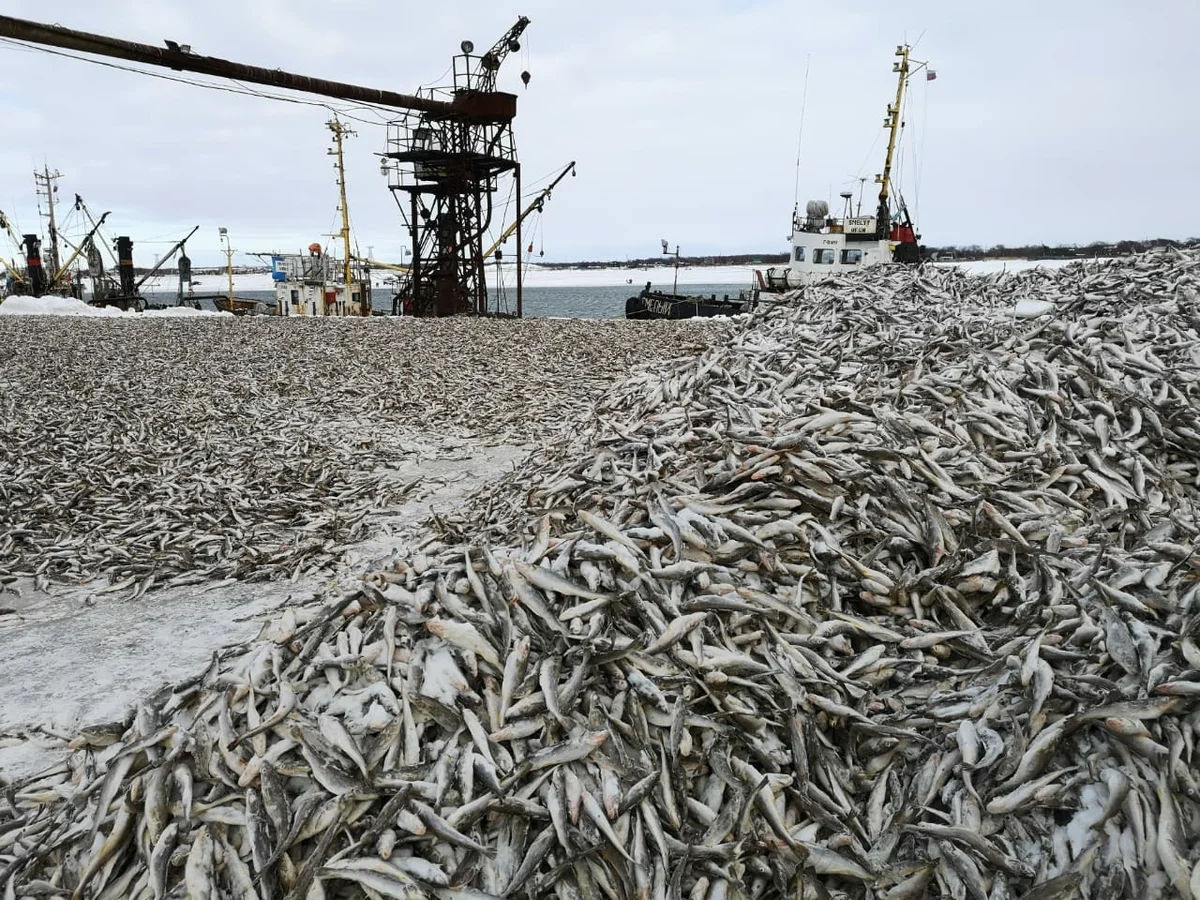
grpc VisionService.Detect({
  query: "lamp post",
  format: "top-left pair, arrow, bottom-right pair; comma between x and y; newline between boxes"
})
662,239 -> 680,294
219,227 -> 235,308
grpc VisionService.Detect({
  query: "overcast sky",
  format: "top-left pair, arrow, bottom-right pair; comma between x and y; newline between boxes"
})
0,1 -> 1196,267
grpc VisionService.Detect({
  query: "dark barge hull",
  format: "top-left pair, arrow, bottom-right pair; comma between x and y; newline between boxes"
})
625,290 -> 751,321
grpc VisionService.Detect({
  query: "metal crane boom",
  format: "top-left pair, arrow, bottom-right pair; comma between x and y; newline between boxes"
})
356,258 -> 409,273
484,160 -> 575,260
0,13 -> 463,115
135,225 -> 201,291
0,208 -> 26,283
473,16 -> 530,92
51,210 -> 111,284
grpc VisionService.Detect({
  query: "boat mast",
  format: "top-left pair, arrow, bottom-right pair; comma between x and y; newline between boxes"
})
327,118 -> 355,304
34,165 -> 63,285
875,45 -> 911,238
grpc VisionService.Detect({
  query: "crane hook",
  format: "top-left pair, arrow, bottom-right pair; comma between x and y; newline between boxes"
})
521,70 -> 531,89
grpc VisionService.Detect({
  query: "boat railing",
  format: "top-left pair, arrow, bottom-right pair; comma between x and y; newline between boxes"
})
273,254 -> 366,285
793,213 -> 881,236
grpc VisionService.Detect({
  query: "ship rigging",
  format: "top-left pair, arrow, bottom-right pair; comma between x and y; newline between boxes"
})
758,42 -> 933,292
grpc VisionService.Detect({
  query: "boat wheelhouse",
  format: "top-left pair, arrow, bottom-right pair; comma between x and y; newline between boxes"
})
272,245 -> 371,317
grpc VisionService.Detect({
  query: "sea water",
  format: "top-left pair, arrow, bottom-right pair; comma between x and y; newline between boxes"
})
141,282 -> 750,320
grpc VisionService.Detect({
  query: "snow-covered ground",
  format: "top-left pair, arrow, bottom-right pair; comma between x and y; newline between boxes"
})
0,295 -> 231,317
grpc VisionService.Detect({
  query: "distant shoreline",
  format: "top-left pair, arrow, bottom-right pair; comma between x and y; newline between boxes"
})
142,239 -> 1198,281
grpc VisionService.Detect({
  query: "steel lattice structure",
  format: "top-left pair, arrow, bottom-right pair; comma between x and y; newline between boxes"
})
385,18 -> 530,317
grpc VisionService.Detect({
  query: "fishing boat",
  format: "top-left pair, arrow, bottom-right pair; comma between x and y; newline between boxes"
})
213,296 -> 273,316
756,43 -> 930,293
625,281 -> 749,320
625,241 -> 758,320
0,168 -> 200,312
197,227 -> 275,315
626,43 -> 932,319
271,243 -> 371,317
271,119 -> 372,318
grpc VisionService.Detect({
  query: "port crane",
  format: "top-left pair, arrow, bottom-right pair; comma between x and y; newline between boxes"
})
0,13 -> 535,317
484,160 -> 576,261
383,17 -> 532,316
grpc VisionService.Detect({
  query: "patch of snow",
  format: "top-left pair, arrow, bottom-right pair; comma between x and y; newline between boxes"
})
0,435 -> 528,782
420,644 -> 469,706
1014,298 -> 1057,318
1065,781 -> 1108,857
0,296 -> 231,318
0,296 -> 125,317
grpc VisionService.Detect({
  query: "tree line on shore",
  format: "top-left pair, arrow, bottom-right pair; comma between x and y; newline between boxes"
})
924,236 -> 1200,261
540,236 -> 1200,269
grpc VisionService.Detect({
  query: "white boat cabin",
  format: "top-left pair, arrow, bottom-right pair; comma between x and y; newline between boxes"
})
761,199 -> 918,291
273,245 -> 372,317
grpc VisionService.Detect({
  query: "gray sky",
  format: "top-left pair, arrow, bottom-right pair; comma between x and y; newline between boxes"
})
0,1 -> 1196,267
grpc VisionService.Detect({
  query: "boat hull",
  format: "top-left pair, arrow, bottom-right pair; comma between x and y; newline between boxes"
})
214,297 -> 272,316
625,291 -> 750,321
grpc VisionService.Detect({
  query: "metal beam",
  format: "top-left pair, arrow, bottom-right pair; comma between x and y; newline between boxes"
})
0,13 -> 455,114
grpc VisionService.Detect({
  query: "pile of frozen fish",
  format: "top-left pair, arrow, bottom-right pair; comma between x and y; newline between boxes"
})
0,316 -> 715,593
4,249 -> 1200,898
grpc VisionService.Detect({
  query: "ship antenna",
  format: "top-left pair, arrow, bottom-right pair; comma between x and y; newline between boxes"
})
791,54 -> 811,218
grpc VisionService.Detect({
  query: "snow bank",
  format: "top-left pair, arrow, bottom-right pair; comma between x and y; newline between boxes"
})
0,296 -> 125,317
0,296 -> 230,318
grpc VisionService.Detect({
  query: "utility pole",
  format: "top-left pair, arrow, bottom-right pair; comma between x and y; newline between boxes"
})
327,118 -> 355,309
33,166 -> 63,283
662,239 -> 680,294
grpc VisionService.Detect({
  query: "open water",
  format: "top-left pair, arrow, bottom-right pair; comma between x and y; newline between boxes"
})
142,282 -> 750,320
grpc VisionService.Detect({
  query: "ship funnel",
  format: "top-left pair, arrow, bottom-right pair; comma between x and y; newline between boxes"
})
23,234 -> 47,297
116,236 -> 136,298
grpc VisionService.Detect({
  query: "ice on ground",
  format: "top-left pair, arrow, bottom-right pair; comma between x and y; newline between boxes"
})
0,440 -> 527,781
0,296 -> 126,317
1065,781 -> 1109,858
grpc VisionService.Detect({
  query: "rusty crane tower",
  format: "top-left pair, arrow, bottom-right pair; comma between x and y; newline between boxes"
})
0,13 -> 531,317
386,20 -> 530,317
